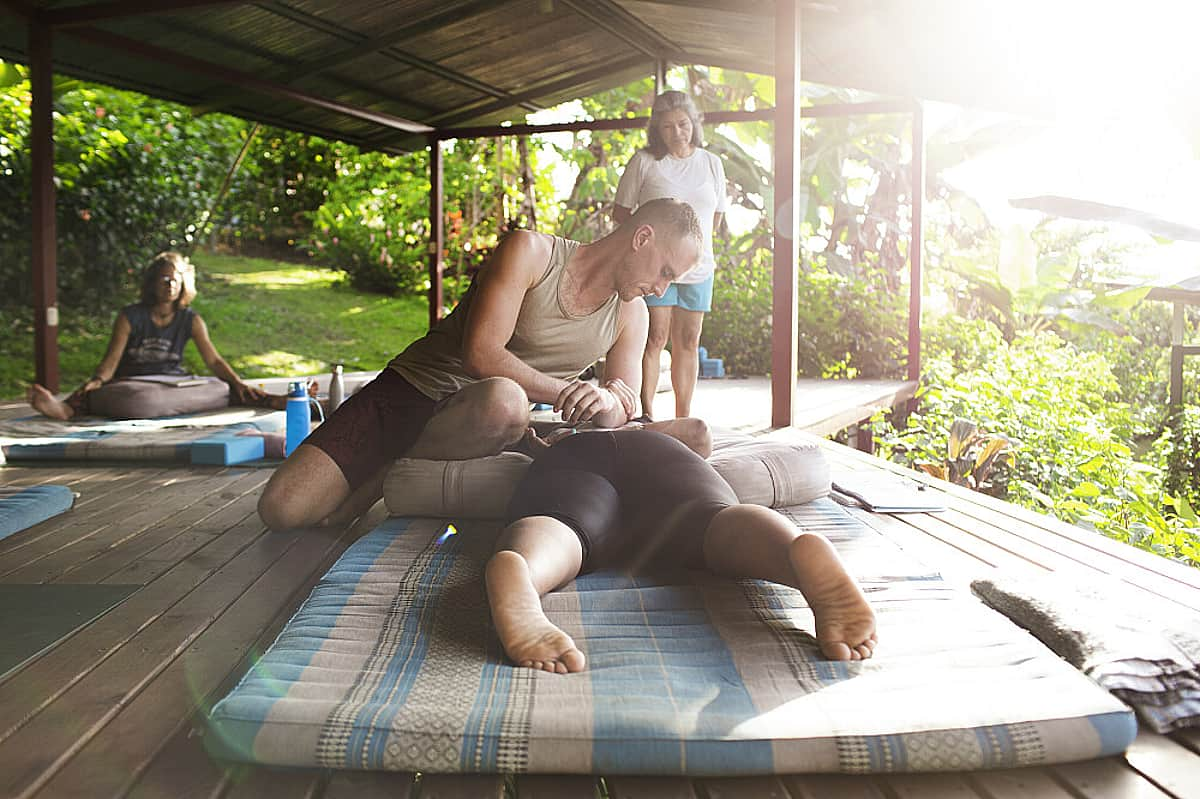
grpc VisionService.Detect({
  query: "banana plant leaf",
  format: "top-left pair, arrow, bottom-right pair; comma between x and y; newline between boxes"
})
1009,195 -> 1200,243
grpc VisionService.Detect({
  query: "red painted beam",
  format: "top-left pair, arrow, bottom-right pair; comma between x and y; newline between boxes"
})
771,0 -> 800,428
30,20 -> 58,391
908,102 -> 924,385
428,137 -> 444,329
436,109 -> 773,140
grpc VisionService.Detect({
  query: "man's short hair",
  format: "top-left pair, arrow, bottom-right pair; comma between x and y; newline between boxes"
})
626,197 -> 703,248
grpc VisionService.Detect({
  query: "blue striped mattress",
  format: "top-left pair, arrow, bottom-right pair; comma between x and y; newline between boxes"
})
0,408 -> 283,462
207,499 -> 1135,775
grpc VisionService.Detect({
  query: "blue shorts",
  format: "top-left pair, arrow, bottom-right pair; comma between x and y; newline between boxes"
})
645,274 -> 713,313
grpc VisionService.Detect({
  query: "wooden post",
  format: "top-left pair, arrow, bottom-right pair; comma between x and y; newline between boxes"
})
908,101 -> 925,386
428,135 -> 444,329
771,0 -> 800,428
30,20 -> 59,391
1169,302 -> 1184,406
654,60 -> 667,95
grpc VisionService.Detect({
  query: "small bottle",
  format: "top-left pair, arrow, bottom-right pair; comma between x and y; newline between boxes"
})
329,363 -> 345,412
285,380 -> 310,458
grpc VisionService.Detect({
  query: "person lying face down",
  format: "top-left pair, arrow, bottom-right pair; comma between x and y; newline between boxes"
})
485,424 -> 879,674
258,198 -> 704,533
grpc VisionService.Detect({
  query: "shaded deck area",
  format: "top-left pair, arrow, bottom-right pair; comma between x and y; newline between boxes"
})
1,385 -> 1198,799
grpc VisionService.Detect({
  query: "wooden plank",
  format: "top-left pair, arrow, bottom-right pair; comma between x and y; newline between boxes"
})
783,774 -> 888,798
695,775 -> 791,798
6,469 -> 247,584
965,768 -> 1078,798
418,774 -> 507,798
0,510 -> 278,793
221,766 -> 328,799
1124,730 -> 1200,798
0,467 -> 170,564
1051,757 -> 1174,798
879,773 -> 985,798
813,437 -> 1200,594
606,776 -> 698,799
67,469 -> 269,584
882,511 -> 1050,573
840,504 -> 992,581
323,770 -> 417,799
515,775 -> 598,798
1172,728 -> 1200,756
16,519 -> 361,799
123,721 -> 235,799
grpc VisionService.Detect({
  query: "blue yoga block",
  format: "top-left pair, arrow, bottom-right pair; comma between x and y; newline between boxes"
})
700,357 -> 725,378
0,485 -> 75,540
191,433 -> 265,465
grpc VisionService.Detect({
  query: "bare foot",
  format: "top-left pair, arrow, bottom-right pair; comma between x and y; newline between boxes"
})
789,534 -> 878,661
28,384 -> 73,420
485,550 -> 585,673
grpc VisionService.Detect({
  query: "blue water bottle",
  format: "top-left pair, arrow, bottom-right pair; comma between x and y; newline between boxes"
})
285,381 -> 310,457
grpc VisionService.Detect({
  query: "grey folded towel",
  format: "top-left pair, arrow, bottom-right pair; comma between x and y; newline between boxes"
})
972,572 -> 1200,733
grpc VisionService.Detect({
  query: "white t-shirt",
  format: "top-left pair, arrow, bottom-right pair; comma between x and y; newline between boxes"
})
614,148 -> 729,284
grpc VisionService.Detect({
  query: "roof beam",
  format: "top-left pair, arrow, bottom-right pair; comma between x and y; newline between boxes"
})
559,0 -> 684,61
42,0 -> 248,27
263,0 -> 508,88
425,54 -> 651,128
67,25 -> 433,133
436,108 -> 774,140
257,0 -> 542,114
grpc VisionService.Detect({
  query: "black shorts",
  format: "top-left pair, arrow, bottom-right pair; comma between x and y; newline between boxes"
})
505,430 -> 737,572
303,368 -> 438,490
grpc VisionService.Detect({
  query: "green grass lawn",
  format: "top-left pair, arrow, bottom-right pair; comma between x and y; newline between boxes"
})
0,253 -> 428,400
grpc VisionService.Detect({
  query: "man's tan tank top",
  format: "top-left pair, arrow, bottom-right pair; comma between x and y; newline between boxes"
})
389,235 -> 621,400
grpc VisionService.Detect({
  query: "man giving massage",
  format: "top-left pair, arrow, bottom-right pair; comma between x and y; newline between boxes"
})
258,198 -> 703,532
488,425 -> 879,672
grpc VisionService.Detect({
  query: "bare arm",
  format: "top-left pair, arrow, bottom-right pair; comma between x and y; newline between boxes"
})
590,298 -> 647,426
79,311 -> 133,392
191,314 -> 265,403
461,231 -> 629,425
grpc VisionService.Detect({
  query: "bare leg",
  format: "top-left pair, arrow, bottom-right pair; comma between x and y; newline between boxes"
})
669,309 -> 704,418
639,306 -> 672,421
28,384 -> 75,420
486,516 -> 587,674
405,377 -> 529,460
703,504 -> 877,661
258,377 -> 530,532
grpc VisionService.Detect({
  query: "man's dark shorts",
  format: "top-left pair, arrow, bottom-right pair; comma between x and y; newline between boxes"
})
303,368 -> 438,490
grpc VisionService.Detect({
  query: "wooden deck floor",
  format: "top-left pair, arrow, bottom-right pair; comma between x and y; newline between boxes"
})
2,396 -> 1199,798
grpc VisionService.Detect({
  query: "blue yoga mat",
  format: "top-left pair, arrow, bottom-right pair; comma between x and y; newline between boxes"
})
0,485 -> 75,541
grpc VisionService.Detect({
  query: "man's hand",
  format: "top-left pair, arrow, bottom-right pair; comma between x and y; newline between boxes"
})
603,378 -> 637,420
554,380 -> 619,424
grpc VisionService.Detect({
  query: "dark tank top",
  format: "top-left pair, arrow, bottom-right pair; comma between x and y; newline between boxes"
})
115,303 -> 195,377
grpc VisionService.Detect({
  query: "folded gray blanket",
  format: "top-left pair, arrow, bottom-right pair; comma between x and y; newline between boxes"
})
972,572 -> 1200,733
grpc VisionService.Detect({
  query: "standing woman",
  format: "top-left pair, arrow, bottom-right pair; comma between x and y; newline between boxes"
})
28,251 -> 281,420
614,90 -> 728,420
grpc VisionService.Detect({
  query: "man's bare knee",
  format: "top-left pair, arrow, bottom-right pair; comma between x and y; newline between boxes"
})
474,377 -> 530,445
257,444 -> 349,532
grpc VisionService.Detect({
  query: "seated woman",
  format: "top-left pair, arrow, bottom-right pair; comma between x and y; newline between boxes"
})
486,426 -> 878,674
28,251 -> 285,420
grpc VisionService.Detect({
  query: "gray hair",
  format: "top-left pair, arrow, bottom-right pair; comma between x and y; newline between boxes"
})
644,90 -> 704,159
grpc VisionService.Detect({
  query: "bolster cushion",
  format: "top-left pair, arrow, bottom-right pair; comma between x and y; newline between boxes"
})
382,434 -> 829,519
87,377 -> 231,419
